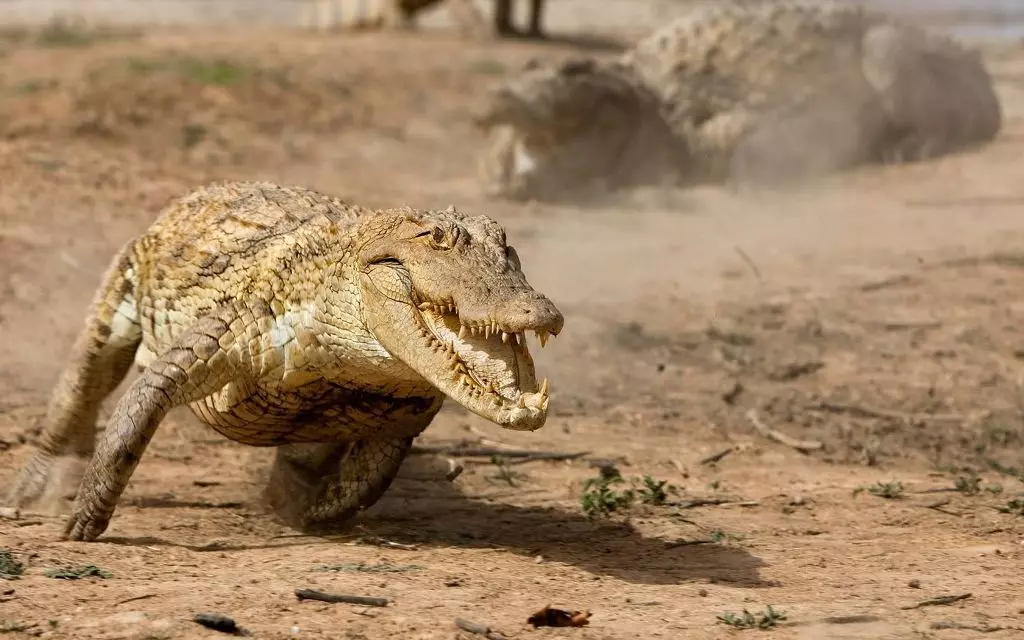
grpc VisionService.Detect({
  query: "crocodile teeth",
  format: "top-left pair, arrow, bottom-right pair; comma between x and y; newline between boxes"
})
484,324 -> 491,339
518,391 -> 547,410
501,331 -> 510,344
459,325 -> 467,339
536,330 -> 549,348
539,377 -> 549,396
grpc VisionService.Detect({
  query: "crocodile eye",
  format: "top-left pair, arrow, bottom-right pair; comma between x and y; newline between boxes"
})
431,226 -> 446,245
506,245 -> 521,270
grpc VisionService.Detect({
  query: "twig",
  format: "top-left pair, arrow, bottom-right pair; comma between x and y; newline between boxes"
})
699,448 -> 733,466
670,459 -> 688,479
814,401 -> 965,424
294,589 -> 388,607
410,444 -> 589,462
116,593 -> 157,605
860,274 -> 915,292
663,539 -> 715,548
734,245 -> 762,281
922,498 -> 962,517
900,593 -> 972,610
879,320 -> 942,331
445,458 -> 464,481
931,621 -> 1023,633
673,498 -> 741,509
745,409 -> 823,453
455,618 -> 507,640
352,608 -> 379,618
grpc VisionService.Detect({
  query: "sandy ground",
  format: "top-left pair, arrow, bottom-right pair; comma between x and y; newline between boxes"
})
2,3 -> 1024,639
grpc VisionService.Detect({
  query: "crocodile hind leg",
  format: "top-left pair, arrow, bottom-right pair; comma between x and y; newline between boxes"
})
860,23 -> 1002,164
6,242 -> 142,514
724,90 -> 885,187
264,438 -> 414,532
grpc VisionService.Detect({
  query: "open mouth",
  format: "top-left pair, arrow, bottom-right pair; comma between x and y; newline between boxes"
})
413,298 -> 555,419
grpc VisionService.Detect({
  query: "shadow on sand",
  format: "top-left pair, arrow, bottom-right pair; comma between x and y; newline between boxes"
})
87,452 -> 768,588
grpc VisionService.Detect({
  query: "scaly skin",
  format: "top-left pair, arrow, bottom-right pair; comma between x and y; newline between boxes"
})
475,0 -> 1002,201
6,181 -> 563,541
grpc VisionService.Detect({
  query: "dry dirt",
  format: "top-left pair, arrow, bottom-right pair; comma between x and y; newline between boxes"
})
2,7 -> 1024,640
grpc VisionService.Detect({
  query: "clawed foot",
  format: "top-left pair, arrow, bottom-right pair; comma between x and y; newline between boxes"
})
5,453 -> 88,516
61,499 -> 113,541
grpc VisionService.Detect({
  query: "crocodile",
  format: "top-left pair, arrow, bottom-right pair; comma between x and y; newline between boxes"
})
474,0 -> 1003,201
5,181 -> 563,541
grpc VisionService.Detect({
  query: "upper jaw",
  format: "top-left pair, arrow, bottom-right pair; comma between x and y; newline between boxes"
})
418,300 -> 560,348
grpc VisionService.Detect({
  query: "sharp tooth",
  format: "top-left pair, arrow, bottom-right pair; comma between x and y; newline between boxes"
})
501,331 -> 510,343
514,332 -> 522,345
484,325 -> 491,339
538,331 -> 549,348
521,392 -> 545,410
459,325 -> 467,339
539,377 -> 549,396
517,394 -> 526,408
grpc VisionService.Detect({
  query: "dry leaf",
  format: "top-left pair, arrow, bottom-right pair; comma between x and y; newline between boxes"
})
527,604 -> 592,628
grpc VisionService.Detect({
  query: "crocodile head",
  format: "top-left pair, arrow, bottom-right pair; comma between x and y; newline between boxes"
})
346,206 -> 563,431
473,57 -> 681,201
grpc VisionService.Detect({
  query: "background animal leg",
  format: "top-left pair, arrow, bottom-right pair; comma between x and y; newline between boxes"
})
725,95 -> 883,187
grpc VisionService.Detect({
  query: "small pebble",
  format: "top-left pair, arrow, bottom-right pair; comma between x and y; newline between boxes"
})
908,579 -> 921,589
698,589 -> 708,597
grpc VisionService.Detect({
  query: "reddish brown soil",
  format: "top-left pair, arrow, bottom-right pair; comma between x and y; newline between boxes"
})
1,17 -> 1024,640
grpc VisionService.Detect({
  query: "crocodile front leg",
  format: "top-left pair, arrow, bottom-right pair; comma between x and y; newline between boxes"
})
63,306 -> 260,541
265,438 -> 413,532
